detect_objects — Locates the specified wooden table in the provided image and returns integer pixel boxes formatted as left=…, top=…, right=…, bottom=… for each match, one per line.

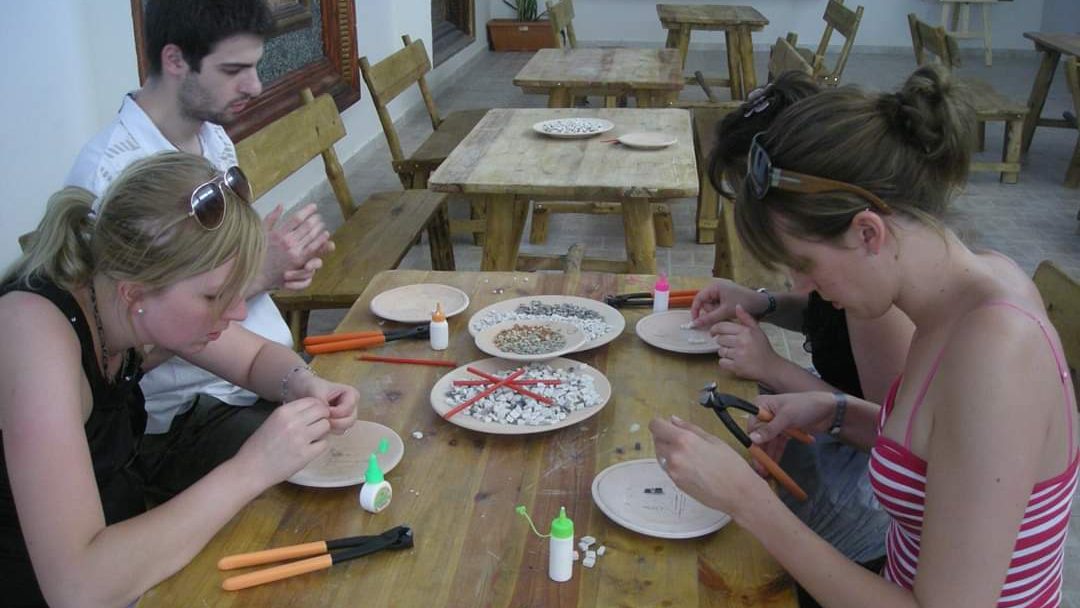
left=138, top=270, right=797, bottom=607
left=514, top=47, right=685, bottom=108
left=428, top=108, right=699, bottom=274
left=1021, top=32, right=1080, bottom=154
left=657, top=4, right=769, bottom=100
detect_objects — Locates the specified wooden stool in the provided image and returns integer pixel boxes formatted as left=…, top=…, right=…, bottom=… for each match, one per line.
left=939, top=0, right=996, bottom=66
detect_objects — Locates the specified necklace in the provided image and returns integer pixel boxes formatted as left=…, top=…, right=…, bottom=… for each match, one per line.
left=88, top=280, right=115, bottom=383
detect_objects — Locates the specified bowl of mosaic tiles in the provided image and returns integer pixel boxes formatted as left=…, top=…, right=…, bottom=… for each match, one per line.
left=430, top=357, right=612, bottom=435
left=475, top=319, right=587, bottom=362
left=532, top=117, right=615, bottom=139
left=468, top=295, right=625, bottom=353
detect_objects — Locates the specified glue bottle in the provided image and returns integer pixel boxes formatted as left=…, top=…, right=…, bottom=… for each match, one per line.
left=653, top=274, right=670, bottom=312
left=515, top=504, right=575, bottom=583
left=359, top=452, right=392, bottom=513
left=548, top=507, right=574, bottom=582
left=430, top=302, right=449, bottom=351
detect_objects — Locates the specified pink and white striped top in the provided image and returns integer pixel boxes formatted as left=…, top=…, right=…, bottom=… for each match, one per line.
left=868, top=302, right=1078, bottom=607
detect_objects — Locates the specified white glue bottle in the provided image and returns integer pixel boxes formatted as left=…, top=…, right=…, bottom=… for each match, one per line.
left=516, top=504, right=575, bottom=583
left=653, top=274, right=670, bottom=312
left=358, top=452, right=392, bottom=513
left=430, top=302, right=449, bottom=351
left=548, top=507, right=574, bottom=582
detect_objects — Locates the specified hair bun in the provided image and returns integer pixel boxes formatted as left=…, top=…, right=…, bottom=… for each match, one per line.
left=879, top=64, right=975, bottom=176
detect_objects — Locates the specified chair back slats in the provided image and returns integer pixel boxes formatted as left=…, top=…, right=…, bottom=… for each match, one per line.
left=547, top=0, right=577, bottom=49
left=908, top=13, right=960, bottom=70
left=360, top=39, right=432, bottom=106
left=235, top=89, right=355, bottom=218
left=1033, top=260, right=1080, bottom=405
left=824, top=0, right=861, bottom=40
left=770, top=37, right=814, bottom=79
left=822, top=1, right=862, bottom=84
left=360, top=37, right=441, bottom=164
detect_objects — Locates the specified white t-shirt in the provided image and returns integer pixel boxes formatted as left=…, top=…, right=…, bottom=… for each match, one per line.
left=66, top=94, right=293, bottom=434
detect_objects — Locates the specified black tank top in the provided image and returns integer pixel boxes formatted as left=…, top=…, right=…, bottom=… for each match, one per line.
left=802, top=291, right=863, bottom=399
left=0, top=276, right=147, bottom=607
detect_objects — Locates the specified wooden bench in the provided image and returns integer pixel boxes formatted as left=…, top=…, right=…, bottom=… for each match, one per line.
left=236, top=89, right=455, bottom=346
left=908, top=13, right=1027, bottom=183
left=360, top=35, right=488, bottom=244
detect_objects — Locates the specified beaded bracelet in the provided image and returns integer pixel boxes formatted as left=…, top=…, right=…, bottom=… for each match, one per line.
left=281, top=364, right=314, bottom=402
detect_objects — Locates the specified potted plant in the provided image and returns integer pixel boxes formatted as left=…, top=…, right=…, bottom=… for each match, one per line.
left=487, top=0, right=556, bottom=52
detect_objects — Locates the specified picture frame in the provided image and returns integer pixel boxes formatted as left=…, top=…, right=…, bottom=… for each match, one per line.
left=130, top=0, right=360, bottom=141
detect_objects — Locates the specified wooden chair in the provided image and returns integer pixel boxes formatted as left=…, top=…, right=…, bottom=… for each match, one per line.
left=359, top=35, right=488, bottom=243
left=907, top=13, right=1027, bottom=184
left=691, top=105, right=787, bottom=290
left=237, top=88, right=455, bottom=345
left=688, top=41, right=808, bottom=247
left=768, top=36, right=815, bottom=81
left=1033, top=260, right=1080, bottom=406
left=1064, top=56, right=1080, bottom=194
left=785, top=0, right=863, bottom=87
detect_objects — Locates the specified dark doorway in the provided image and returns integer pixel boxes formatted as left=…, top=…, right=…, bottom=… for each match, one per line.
left=432, top=0, right=474, bottom=66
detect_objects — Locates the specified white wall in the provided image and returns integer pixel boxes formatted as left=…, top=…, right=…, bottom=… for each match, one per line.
left=559, top=0, right=1046, bottom=51
left=1041, top=0, right=1080, bottom=32
left=0, top=0, right=492, bottom=268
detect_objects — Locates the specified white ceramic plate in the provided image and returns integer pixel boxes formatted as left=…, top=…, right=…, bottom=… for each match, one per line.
left=475, top=319, right=588, bottom=362
left=617, top=132, right=677, bottom=150
left=592, top=459, right=732, bottom=539
left=430, top=357, right=611, bottom=435
left=468, top=295, right=625, bottom=352
left=635, top=310, right=718, bottom=354
left=287, top=421, right=404, bottom=488
left=532, top=117, right=615, bottom=139
left=369, top=283, right=470, bottom=324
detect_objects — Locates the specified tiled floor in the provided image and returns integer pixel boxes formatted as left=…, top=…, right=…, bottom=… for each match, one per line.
left=301, top=46, right=1080, bottom=603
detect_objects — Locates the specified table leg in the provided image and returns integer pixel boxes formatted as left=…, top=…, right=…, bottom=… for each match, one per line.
left=480, top=194, right=528, bottom=271
left=548, top=88, right=572, bottom=109
left=737, top=25, right=758, bottom=96
left=677, top=26, right=691, bottom=71
left=725, top=29, right=743, bottom=101
left=621, top=199, right=658, bottom=274
left=1022, top=49, right=1061, bottom=154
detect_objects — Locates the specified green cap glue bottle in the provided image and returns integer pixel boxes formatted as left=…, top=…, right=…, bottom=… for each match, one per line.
left=358, top=452, right=392, bottom=513
left=548, top=506, right=574, bottom=582
left=516, top=504, right=574, bottom=582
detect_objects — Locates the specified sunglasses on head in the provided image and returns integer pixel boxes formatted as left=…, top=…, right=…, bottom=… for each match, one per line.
left=189, top=166, right=253, bottom=230
left=747, top=133, right=892, bottom=214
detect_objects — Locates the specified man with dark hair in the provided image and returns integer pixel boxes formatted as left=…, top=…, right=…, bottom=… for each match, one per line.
left=142, top=0, right=274, bottom=76
left=66, top=0, right=334, bottom=503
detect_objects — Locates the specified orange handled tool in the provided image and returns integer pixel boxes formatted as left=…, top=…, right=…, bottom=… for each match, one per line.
left=697, top=383, right=810, bottom=502
left=218, top=526, right=413, bottom=591
left=303, top=325, right=429, bottom=356
left=604, top=290, right=699, bottom=308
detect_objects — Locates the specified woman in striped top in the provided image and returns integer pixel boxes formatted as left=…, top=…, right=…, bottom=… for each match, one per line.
left=651, top=64, right=1077, bottom=607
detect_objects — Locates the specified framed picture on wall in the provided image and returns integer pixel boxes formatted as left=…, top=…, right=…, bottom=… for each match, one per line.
left=130, top=0, right=360, bottom=142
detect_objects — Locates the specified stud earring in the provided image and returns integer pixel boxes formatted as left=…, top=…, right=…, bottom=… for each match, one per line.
left=137, top=308, right=144, bottom=315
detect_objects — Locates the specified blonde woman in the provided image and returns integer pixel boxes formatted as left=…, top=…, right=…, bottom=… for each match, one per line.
left=652, top=66, right=1077, bottom=607
left=0, top=152, right=356, bottom=607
